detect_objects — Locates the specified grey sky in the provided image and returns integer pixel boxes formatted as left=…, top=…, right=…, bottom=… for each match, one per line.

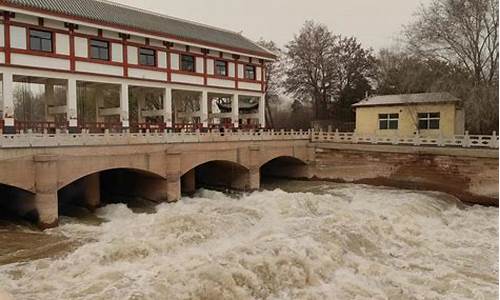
left=112, top=0, right=430, bottom=51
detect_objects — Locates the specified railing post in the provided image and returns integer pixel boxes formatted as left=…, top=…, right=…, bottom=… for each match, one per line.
left=352, top=132, right=358, bottom=144
left=437, top=132, right=444, bottom=147
left=413, top=132, right=420, bottom=146
left=463, top=131, right=470, bottom=148
left=491, top=131, right=497, bottom=148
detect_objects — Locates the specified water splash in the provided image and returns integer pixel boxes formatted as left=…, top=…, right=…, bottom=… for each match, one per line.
left=0, top=183, right=497, bottom=299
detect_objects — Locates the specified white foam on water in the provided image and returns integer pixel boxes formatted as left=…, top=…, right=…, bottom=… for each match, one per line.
left=0, top=185, right=497, bottom=300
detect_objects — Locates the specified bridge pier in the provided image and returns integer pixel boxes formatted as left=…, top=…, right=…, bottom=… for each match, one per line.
left=249, top=168, right=260, bottom=191
left=181, top=169, right=196, bottom=196
left=166, top=150, right=182, bottom=202
left=34, top=155, right=58, bottom=229
left=166, top=177, right=181, bottom=202
left=81, top=173, right=100, bottom=211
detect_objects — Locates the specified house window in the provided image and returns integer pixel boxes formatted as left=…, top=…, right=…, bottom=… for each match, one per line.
left=214, top=60, right=228, bottom=76
left=379, top=113, right=399, bottom=129
left=180, top=54, right=195, bottom=72
left=244, top=65, right=256, bottom=80
left=139, top=48, right=156, bottom=66
left=29, top=29, right=52, bottom=52
left=90, top=39, right=109, bottom=61
left=418, top=112, right=440, bottom=129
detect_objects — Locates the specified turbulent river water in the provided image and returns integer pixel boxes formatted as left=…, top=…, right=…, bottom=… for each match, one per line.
left=0, top=180, right=498, bottom=300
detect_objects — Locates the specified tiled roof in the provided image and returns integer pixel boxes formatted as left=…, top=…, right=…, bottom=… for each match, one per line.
left=352, top=92, right=461, bottom=107
left=3, top=0, right=275, bottom=58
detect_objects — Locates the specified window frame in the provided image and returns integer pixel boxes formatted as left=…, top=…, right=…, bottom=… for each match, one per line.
left=89, top=39, right=110, bottom=61
left=378, top=113, right=399, bottom=130
left=244, top=64, right=256, bottom=80
left=418, top=112, right=440, bottom=130
left=138, top=47, right=156, bottom=67
left=214, top=59, right=228, bottom=77
left=28, top=29, right=53, bottom=53
left=180, top=54, right=196, bottom=73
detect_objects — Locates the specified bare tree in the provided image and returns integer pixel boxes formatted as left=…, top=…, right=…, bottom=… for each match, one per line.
left=406, top=0, right=498, bottom=85
left=257, top=39, right=283, bottom=128
left=374, top=48, right=459, bottom=94
left=284, top=21, right=375, bottom=123
left=283, top=21, right=338, bottom=120
left=405, top=0, right=499, bottom=133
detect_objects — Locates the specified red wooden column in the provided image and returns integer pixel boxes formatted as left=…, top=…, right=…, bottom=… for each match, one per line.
left=64, top=22, right=79, bottom=71
left=3, top=11, right=13, bottom=65
left=233, top=54, right=240, bottom=89
left=164, top=41, right=173, bottom=82
left=260, top=59, right=266, bottom=92
left=119, top=33, right=130, bottom=77
left=202, top=48, right=209, bottom=86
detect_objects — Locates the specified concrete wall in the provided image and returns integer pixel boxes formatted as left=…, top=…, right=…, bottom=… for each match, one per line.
left=312, top=143, right=498, bottom=206
left=355, top=102, right=462, bottom=137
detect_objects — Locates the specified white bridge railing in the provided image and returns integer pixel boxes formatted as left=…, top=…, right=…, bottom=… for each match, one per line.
left=0, top=129, right=311, bottom=148
left=311, top=130, right=499, bottom=149
left=0, top=129, right=498, bottom=149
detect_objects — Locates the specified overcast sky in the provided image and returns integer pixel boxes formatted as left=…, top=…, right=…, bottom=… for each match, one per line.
left=112, top=0, right=430, bottom=51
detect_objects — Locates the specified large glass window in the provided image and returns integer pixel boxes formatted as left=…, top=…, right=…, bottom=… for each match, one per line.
left=214, top=60, right=228, bottom=76
left=180, top=54, right=195, bottom=72
left=29, top=29, right=52, bottom=52
left=379, top=113, right=399, bottom=130
left=244, top=64, right=256, bottom=80
left=90, top=39, right=109, bottom=61
left=418, top=112, right=440, bottom=129
left=139, top=48, right=156, bottom=66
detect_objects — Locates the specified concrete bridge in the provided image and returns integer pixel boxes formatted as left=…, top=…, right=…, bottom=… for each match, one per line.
left=0, top=131, right=313, bottom=228
left=0, top=130, right=498, bottom=229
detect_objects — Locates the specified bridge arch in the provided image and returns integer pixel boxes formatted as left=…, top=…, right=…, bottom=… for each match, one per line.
left=59, top=166, right=166, bottom=191
left=181, top=159, right=252, bottom=194
left=0, top=183, right=37, bottom=223
left=58, top=167, right=169, bottom=213
left=260, top=155, right=311, bottom=180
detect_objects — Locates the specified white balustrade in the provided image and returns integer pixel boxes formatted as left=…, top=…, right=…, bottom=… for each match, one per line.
left=311, top=130, right=499, bottom=149
left=1, top=129, right=497, bottom=149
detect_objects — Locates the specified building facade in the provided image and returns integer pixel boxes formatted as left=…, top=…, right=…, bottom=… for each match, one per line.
left=0, top=0, right=275, bottom=134
left=353, top=93, right=465, bottom=138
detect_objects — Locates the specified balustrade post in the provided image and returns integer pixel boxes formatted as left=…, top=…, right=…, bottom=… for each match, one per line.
left=463, top=131, right=470, bottom=148
left=414, top=132, right=421, bottom=146
left=437, top=132, right=444, bottom=147
left=491, top=131, right=497, bottom=148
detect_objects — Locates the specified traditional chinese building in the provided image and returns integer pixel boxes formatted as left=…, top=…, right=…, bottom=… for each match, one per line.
left=0, top=0, right=274, bottom=133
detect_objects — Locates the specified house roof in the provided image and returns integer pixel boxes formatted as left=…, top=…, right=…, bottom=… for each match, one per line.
left=3, top=0, right=275, bottom=59
left=352, top=92, right=461, bottom=107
